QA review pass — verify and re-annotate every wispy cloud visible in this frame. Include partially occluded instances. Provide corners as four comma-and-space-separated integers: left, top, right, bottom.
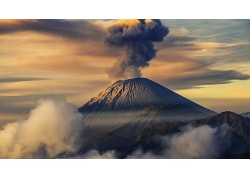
158, 69, 250, 90
142, 52, 250, 90
0, 77, 111, 121
0, 77, 46, 83
0, 19, 107, 42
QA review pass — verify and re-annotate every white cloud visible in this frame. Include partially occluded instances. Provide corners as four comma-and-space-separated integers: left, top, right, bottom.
126, 149, 158, 159
127, 124, 231, 159
80, 149, 116, 159
0, 98, 84, 158
162, 124, 231, 158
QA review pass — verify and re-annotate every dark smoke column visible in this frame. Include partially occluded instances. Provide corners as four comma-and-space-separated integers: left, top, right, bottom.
105, 19, 169, 81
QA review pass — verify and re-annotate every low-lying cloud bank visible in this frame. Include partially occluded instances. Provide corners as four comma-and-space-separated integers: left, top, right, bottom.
0, 98, 84, 158
0, 99, 231, 159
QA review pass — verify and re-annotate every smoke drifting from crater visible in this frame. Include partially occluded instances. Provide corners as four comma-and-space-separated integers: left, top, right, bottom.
105, 19, 169, 81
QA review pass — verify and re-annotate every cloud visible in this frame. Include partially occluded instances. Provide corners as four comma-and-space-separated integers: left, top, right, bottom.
160, 69, 250, 90
161, 124, 231, 158
0, 77, 111, 123
0, 19, 107, 42
0, 77, 46, 83
155, 34, 200, 51
77, 149, 116, 159
0, 77, 110, 96
126, 149, 158, 159
0, 94, 67, 117
142, 52, 250, 90
21, 55, 111, 74
137, 24, 250, 90
0, 20, 117, 73
191, 98, 250, 114
127, 124, 231, 159
0, 98, 84, 158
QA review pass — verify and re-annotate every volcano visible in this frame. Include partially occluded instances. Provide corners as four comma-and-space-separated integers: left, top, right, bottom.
78, 78, 216, 137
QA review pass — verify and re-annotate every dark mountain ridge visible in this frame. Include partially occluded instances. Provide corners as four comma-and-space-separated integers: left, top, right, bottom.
78, 111, 250, 158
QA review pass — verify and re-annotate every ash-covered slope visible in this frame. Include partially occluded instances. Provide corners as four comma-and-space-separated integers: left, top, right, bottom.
79, 78, 215, 115
78, 78, 216, 137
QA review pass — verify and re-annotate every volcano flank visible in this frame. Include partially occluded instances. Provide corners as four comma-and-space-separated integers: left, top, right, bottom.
78, 78, 216, 137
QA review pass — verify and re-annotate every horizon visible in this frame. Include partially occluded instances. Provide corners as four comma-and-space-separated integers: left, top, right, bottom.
0, 19, 250, 124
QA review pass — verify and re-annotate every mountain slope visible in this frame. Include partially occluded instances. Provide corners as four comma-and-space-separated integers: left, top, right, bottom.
78, 78, 216, 137
79, 78, 215, 115
81, 111, 250, 158
104, 103, 210, 138
134, 111, 250, 156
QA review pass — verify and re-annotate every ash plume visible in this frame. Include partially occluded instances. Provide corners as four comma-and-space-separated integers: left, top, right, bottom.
105, 19, 169, 81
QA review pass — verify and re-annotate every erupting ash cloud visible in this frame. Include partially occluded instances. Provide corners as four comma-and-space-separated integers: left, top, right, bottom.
105, 19, 169, 81
0, 99, 84, 158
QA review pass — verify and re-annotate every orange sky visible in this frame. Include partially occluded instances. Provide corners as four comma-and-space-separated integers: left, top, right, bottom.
0, 19, 250, 123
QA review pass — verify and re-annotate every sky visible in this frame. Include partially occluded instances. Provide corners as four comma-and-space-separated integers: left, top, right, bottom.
0, 1, 250, 179
0, 19, 250, 124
